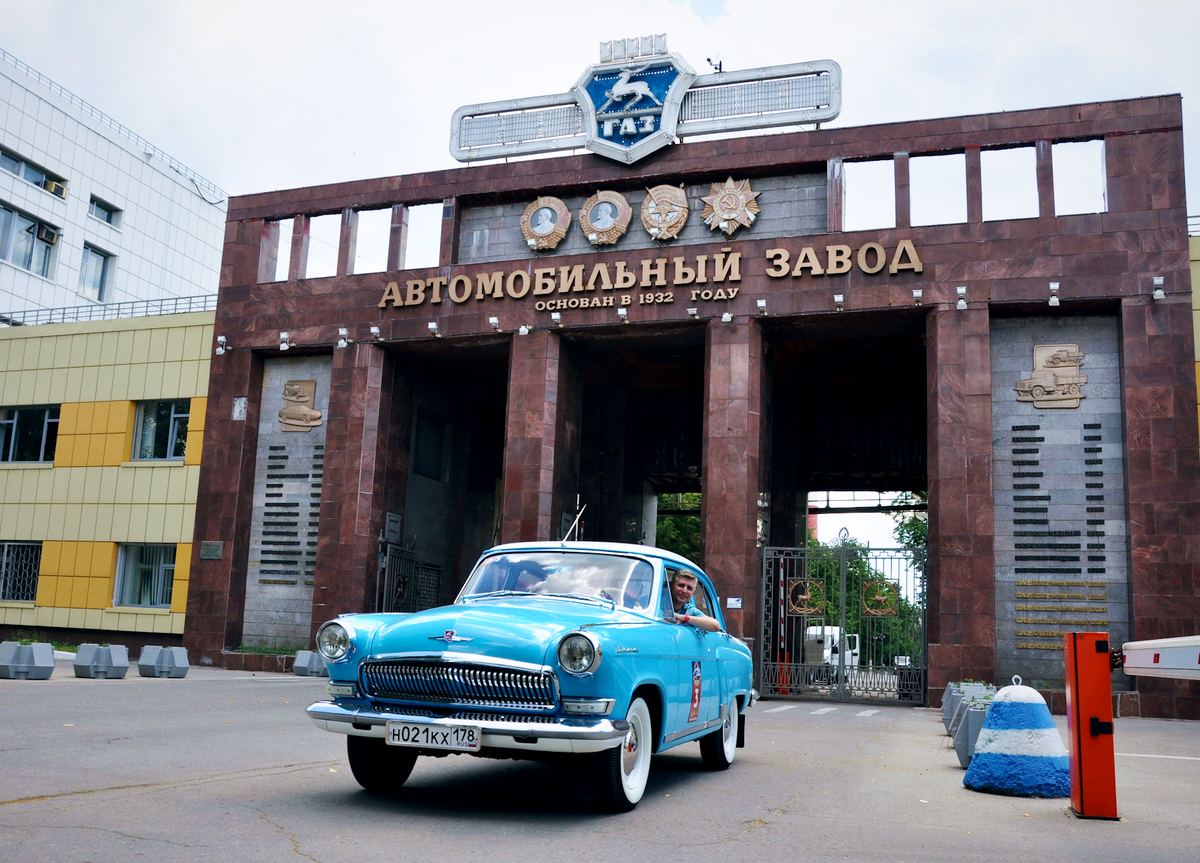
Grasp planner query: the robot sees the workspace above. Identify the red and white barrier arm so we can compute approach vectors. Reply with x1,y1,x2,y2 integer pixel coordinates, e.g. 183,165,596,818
1121,635,1200,681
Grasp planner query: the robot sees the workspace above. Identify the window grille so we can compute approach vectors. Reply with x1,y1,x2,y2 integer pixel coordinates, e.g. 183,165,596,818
0,542,41,602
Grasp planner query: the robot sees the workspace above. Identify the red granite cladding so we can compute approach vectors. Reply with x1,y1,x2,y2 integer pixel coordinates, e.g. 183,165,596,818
185,348,264,665
501,330,576,542
925,308,995,699
226,97,1183,221
221,651,294,674
701,321,764,642
1121,298,1200,718
311,342,397,639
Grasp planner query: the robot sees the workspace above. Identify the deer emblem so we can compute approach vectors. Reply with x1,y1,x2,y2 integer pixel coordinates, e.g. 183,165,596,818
597,64,663,113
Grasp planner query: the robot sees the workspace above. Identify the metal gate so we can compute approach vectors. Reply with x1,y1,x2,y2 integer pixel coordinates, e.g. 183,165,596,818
379,544,443,614
759,530,927,704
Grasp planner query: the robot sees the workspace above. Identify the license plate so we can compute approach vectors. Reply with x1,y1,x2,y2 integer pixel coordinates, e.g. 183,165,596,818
385,720,481,752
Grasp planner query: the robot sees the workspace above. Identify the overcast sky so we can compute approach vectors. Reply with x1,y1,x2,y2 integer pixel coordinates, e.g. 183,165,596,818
2,0,1197,206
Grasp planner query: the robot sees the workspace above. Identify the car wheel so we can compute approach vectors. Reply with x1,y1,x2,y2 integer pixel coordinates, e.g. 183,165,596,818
594,696,652,812
346,734,417,794
700,700,739,770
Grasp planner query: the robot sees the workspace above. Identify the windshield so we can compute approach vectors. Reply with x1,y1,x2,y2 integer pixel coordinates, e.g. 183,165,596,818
460,551,658,612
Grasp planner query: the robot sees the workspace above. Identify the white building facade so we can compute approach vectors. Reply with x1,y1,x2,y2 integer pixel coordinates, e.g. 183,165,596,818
0,49,226,319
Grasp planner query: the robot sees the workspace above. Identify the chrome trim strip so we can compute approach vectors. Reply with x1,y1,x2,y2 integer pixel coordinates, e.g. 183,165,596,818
662,711,727,744
369,651,551,675
307,700,629,742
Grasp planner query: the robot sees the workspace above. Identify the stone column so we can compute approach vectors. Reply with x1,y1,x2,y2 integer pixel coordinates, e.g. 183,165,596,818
926,308,995,702
500,331,581,542
701,320,765,642
311,343,401,636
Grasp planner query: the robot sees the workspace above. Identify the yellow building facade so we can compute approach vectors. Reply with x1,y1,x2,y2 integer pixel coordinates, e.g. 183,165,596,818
0,310,212,640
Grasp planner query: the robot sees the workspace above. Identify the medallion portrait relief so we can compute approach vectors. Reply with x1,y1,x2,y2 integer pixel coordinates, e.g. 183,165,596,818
580,190,632,246
521,196,571,251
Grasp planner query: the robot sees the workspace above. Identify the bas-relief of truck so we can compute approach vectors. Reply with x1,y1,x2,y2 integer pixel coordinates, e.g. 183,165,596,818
1014,347,1088,405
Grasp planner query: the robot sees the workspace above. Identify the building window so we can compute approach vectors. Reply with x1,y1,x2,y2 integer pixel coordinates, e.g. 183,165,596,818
413,411,445,480
115,544,175,607
0,541,40,603
0,204,57,278
88,197,120,226
134,400,189,460
0,406,59,462
79,244,112,301
0,147,66,197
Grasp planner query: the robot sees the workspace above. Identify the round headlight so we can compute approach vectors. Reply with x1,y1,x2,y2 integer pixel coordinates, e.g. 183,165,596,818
558,632,601,676
316,622,352,662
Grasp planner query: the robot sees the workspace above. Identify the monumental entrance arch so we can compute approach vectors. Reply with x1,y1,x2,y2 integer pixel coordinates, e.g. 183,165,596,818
183,69,1197,717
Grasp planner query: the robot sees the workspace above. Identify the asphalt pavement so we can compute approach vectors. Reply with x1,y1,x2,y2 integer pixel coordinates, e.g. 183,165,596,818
0,659,1196,862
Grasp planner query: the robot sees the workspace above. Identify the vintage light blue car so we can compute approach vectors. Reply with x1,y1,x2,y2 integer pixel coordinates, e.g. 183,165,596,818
307,540,757,811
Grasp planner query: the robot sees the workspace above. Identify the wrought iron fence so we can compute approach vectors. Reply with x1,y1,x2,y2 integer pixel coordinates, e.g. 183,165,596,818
380,545,443,613
759,535,926,704
0,542,41,602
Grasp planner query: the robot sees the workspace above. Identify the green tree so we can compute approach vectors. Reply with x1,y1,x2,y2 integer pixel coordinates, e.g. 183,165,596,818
655,493,701,563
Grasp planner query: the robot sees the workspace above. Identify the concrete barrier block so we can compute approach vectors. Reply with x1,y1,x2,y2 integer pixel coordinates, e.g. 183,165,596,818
137,645,163,677
164,647,189,678
293,651,329,677
0,642,55,680
953,702,991,769
74,644,130,679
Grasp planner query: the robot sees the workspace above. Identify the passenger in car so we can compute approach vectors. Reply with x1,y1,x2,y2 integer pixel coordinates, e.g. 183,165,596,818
669,569,720,631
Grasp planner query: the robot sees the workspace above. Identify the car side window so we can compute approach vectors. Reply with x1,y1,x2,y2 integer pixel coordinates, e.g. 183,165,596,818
689,574,712,616
659,577,675,621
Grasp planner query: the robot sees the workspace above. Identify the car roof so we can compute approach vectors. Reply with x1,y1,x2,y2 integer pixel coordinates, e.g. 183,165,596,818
480,540,703,573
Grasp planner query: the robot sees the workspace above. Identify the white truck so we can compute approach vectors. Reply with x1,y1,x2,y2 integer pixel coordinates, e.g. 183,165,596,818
803,625,860,684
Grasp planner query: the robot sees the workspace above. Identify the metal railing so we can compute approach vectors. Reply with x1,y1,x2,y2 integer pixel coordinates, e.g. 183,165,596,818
0,47,227,202
1189,215,1200,237
1,294,216,327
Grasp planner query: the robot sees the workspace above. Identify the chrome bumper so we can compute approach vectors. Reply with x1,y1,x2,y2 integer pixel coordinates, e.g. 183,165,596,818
306,700,629,754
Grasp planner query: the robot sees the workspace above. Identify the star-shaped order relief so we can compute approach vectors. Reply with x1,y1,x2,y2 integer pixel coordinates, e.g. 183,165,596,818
700,177,762,236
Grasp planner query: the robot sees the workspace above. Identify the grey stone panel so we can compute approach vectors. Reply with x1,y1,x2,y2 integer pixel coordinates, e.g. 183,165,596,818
242,356,331,649
457,173,827,265
990,316,1129,690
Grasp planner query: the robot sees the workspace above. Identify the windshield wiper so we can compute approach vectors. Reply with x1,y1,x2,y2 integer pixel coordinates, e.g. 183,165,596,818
462,590,535,601
542,593,616,609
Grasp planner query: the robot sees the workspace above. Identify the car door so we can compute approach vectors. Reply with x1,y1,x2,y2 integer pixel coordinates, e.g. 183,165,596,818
665,566,719,737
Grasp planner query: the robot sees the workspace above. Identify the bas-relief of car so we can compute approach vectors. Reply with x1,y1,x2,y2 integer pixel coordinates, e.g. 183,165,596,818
307,541,757,811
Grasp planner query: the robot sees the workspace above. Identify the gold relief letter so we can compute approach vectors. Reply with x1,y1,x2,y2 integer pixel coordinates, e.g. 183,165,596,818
404,280,426,306
448,275,472,304
379,281,403,308
826,245,852,275
533,268,557,295
791,246,824,276
765,249,790,278
506,270,531,299
713,248,741,283
889,239,923,274
587,263,613,291
613,261,637,290
673,256,696,285
426,276,446,304
857,243,886,274
559,264,586,292
640,258,667,287
694,255,708,284
476,271,503,299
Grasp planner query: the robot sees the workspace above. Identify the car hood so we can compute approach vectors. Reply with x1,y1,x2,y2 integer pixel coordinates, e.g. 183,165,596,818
369,598,645,667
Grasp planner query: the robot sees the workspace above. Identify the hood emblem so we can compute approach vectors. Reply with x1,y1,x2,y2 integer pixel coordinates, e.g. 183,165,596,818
431,629,473,643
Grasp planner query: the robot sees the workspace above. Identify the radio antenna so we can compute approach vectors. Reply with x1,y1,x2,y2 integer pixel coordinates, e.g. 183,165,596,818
560,503,587,543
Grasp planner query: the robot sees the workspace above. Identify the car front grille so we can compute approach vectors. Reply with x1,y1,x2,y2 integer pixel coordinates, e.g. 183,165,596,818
360,660,558,711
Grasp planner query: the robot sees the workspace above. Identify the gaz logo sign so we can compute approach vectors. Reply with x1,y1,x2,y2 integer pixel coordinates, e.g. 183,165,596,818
573,54,695,165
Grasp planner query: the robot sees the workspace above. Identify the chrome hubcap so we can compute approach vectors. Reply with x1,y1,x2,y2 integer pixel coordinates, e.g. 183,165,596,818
622,725,639,775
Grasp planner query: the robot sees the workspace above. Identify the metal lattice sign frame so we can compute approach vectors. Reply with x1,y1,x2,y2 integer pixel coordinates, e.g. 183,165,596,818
450,36,841,164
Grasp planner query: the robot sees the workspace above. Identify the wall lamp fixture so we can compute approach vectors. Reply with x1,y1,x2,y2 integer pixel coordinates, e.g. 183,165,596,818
1152,276,1165,301
956,286,967,311
518,325,531,335
687,308,699,319
721,312,733,323
428,321,441,338
1049,282,1060,307
370,326,381,340
336,327,349,349
215,335,227,356
912,289,923,307
550,312,563,327
617,307,628,323
833,293,844,312
756,299,768,316
279,332,291,351
489,316,501,332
